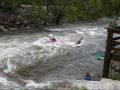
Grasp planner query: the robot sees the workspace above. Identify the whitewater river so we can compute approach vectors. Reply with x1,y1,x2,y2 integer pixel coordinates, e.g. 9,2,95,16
0,20,109,89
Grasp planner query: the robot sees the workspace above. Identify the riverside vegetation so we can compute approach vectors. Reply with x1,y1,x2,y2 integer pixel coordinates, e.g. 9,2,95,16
0,0,120,87
0,0,120,32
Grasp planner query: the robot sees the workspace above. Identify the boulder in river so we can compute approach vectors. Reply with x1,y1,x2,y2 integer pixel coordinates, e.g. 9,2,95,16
9,27,18,31
0,26,8,32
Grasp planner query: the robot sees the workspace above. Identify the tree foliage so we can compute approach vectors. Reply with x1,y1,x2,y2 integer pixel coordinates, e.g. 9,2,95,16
0,0,120,24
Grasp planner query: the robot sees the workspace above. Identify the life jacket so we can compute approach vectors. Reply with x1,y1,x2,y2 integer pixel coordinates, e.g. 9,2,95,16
84,76,91,80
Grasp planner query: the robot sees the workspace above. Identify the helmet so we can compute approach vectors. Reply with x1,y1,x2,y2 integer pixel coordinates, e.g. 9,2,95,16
48,34,53,37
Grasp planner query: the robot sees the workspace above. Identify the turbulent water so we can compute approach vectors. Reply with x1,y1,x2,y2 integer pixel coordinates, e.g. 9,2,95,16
0,20,109,89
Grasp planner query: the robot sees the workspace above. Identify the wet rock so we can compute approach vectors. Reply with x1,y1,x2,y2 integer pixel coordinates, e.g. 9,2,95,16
3,72,27,86
0,26,8,32
51,81,71,88
9,27,18,31
114,67,120,72
26,26,30,29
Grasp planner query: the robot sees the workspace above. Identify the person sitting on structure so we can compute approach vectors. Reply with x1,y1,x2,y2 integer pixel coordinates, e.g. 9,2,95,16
77,37,83,44
84,73,91,80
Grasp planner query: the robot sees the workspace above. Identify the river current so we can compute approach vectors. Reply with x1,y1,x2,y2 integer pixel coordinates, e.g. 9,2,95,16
0,20,109,89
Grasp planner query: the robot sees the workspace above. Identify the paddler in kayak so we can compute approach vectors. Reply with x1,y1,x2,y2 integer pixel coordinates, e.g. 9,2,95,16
76,37,83,44
49,34,57,43
50,37,56,42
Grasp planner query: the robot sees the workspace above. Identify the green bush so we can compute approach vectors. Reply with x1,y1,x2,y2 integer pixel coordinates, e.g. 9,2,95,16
112,75,120,80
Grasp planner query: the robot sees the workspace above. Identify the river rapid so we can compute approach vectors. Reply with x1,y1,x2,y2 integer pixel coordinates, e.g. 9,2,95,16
0,19,109,89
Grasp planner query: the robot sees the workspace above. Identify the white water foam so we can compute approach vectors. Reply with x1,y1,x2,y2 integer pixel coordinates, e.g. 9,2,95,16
88,31,97,36
0,41,31,61
33,34,78,47
26,80,51,89
72,40,85,47
32,34,84,62
32,34,85,57
76,30,85,35
0,76,22,89
47,28,69,31
0,41,33,74
4,58,16,73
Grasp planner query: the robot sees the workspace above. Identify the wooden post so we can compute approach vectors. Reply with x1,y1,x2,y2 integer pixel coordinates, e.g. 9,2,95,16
103,28,120,78
103,29,113,78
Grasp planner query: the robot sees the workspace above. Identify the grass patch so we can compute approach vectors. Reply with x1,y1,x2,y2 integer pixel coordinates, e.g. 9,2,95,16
111,74,120,80
71,86,88,90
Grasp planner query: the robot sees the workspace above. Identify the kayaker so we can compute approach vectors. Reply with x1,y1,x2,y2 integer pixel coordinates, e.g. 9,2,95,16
50,37,56,42
49,34,57,42
77,37,83,44
84,73,91,80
